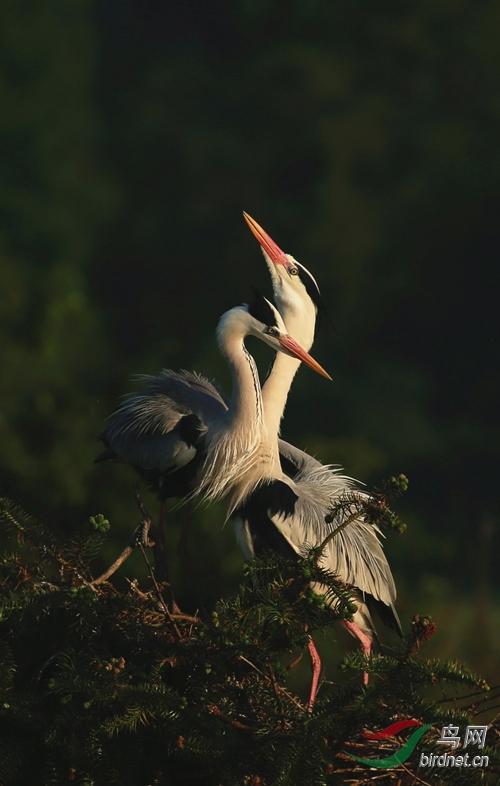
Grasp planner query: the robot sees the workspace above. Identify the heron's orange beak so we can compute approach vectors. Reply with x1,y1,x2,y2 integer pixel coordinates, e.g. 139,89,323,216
279,335,332,380
243,211,291,268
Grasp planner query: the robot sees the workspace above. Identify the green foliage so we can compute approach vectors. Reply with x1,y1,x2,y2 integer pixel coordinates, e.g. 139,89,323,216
89,514,111,534
0,497,498,786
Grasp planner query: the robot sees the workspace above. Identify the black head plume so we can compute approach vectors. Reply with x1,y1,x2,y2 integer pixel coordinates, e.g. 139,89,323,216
295,262,323,314
248,289,279,328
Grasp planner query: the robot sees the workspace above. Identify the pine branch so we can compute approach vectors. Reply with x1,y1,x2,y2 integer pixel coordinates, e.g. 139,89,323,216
0,494,497,786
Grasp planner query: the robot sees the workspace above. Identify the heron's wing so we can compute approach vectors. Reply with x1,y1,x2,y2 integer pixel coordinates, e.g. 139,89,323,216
98,369,228,479
235,457,400,634
158,369,227,414
250,464,397,608
277,504,396,607
278,439,322,477
132,369,228,422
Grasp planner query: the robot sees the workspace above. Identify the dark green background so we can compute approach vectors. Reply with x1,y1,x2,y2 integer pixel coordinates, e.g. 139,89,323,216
1,1,498,680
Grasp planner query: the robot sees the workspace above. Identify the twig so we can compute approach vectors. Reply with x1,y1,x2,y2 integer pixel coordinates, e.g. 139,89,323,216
135,492,182,613
92,545,134,586
92,506,155,587
188,609,199,638
125,579,199,625
484,709,500,728
399,762,433,786
207,704,253,732
473,702,500,716
315,508,362,563
343,741,394,750
471,692,500,707
267,664,285,716
286,651,304,671
171,611,200,624
134,492,150,521
58,555,98,592
238,655,305,712
125,577,150,600
434,684,498,705
337,762,398,782
138,542,182,640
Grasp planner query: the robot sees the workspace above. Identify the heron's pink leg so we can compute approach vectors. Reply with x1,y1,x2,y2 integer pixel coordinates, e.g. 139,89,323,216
341,620,372,685
307,636,322,711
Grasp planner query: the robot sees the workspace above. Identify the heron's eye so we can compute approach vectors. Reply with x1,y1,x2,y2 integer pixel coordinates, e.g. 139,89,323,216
265,326,279,337
289,267,299,276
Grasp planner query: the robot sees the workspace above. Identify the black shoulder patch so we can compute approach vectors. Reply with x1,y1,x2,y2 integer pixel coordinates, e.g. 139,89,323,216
236,480,299,560
248,289,279,327
266,480,299,518
240,479,298,520
176,413,204,447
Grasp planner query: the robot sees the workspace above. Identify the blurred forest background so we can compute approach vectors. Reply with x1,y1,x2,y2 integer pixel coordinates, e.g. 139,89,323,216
0,1,498,682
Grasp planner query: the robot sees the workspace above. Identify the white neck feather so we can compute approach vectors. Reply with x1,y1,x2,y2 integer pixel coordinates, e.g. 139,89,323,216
260,300,316,469
226,303,317,512
262,353,301,442
196,328,265,506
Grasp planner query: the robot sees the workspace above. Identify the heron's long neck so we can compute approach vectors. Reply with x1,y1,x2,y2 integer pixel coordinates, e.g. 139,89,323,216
225,351,299,508
197,333,265,508
261,305,316,469
262,354,301,443
224,337,263,430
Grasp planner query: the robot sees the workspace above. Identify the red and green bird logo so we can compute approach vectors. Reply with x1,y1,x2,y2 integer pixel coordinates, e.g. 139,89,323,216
350,719,432,769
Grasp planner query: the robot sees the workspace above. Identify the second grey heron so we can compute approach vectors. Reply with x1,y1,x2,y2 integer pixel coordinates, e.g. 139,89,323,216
231,214,401,709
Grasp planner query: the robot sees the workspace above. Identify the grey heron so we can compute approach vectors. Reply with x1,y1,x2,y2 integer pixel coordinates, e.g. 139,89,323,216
97,296,330,516
231,214,401,708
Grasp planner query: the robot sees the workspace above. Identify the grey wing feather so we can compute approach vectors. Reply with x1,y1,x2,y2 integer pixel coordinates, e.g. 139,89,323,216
128,369,228,428
100,370,227,472
269,464,397,607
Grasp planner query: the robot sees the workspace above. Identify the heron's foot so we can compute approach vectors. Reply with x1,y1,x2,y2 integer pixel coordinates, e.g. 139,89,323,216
341,620,372,687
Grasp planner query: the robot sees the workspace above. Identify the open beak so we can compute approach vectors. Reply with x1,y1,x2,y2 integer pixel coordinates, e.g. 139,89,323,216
243,211,291,269
279,335,332,380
